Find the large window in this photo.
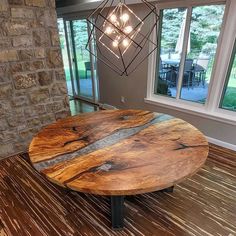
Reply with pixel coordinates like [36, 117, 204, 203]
[155, 4, 225, 103]
[57, 17, 99, 103]
[147, 0, 236, 123]
[220, 40, 236, 112]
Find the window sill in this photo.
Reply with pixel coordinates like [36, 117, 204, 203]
[144, 95, 236, 126]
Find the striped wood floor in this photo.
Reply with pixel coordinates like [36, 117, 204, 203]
[0, 144, 236, 236]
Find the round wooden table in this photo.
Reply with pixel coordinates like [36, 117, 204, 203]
[29, 109, 209, 230]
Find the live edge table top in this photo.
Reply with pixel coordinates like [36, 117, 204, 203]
[29, 109, 209, 196]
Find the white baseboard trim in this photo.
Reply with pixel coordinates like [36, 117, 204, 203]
[206, 136, 236, 151]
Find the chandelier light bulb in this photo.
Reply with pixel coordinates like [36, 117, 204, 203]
[120, 13, 129, 22]
[124, 25, 133, 34]
[110, 14, 117, 22]
[122, 39, 129, 47]
[112, 40, 119, 47]
[105, 26, 113, 34]
[87, 0, 158, 76]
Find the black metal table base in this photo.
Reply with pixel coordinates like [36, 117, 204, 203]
[110, 186, 174, 230]
[111, 196, 124, 230]
[161, 186, 174, 193]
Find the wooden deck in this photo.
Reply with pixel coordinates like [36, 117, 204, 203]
[0, 144, 236, 236]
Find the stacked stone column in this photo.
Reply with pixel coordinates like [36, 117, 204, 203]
[0, 0, 70, 158]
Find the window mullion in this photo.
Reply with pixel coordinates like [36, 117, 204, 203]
[176, 7, 192, 100]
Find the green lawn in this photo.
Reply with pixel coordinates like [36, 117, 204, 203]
[64, 61, 89, 81]
[228, 77, 236, 87]
[61, 48, 90, 81]
[221, 78, 236, 111]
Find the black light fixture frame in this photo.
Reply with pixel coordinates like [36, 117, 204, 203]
[86, 0, 159, 76]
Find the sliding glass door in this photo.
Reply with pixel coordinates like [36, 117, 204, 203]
[58, 17, 99, 103]
[58, 18, 74, 96]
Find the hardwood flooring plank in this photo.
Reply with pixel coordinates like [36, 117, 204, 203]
[0, 144, 236, 236]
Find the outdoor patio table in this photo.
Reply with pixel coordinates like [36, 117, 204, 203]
[162, 59, 180, 67]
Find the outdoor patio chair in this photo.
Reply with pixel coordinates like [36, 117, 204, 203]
[156, 77, 172, 96]
[174, 59, 194, 89]
[85, 62, 97, 79]
[85, 62, 91, 79]
[184, 59, 194, 89]
[193, 58, 210, 87]
[159, 58, 176, 87]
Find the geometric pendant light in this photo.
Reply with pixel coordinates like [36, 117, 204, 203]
[86, 0, 159, 76]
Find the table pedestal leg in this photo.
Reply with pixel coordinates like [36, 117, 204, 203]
[162, 186, 174, 193]
[111, 196, 124, 230]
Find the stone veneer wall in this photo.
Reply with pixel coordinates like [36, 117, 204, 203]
[0, 0, 70, 158]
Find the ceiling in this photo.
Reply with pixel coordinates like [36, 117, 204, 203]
[56, 0, 100, 8]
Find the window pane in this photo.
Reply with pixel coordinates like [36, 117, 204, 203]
[72, 20, 94, 99]
[155, 8, 187, 98]
[180, 5, 225, 103]
[57, 18, 73, 96]
[220, 41, 236, 112]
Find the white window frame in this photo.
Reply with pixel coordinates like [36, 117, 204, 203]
[146, 0, 236, 125]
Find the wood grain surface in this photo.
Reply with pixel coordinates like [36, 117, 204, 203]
[1, 144, 236, 236]
[29, 110, 209, 195]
